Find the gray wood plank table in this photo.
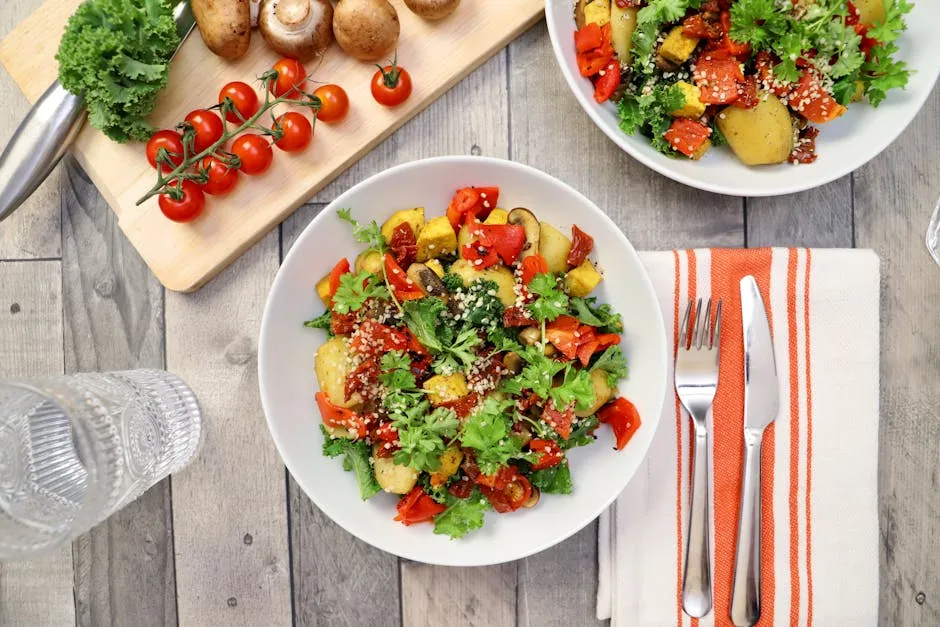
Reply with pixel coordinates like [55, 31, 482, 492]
[0, 15, 938, 627]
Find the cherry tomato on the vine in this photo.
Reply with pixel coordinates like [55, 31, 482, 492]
[274, 112, 313, 152]
[183, 109, 224, 153]
[313, 84, 349, 123]
[232, 134, 274, 175]
[158, 180, 205, 223]
[270, 58, 307, 99]
[145, 130, 184, 172]
[371, 63, 412, 107]
[199, 156, 239, 196]
[218, 81, 259, 124]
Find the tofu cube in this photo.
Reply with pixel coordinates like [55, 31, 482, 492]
[483, 208, 509, 225]
[416, 216, 458, 262]
[564, 260, 603, 297]
[659, 26, 700, 65]
[583, 0, 611, 26]
[671, 81, 707, 118]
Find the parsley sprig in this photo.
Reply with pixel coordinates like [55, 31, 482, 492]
[527, 273, 569, 324]
[402, 298, 481, 374]
[331, 271, 389, 314]
[460, 397, 531, 475]
[338, 208, 386, 253]
[501, 346, 596, 413]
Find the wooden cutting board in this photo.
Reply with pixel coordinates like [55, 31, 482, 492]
[0, 0, 543, 291]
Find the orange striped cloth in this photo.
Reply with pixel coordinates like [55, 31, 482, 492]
[597, 248, 880, 626]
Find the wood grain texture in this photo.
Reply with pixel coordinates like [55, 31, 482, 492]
[60, 157, 177, 627]
[281, 202, 400, 627]
[746, 178, 853, 248]
[0, 0, 542, 292]
[0, 0, 61, 259]
[402, 562, 517, 627]
[853, 88, 940, 626]
[166, 232, 292, 627]
[0, 259, 75, 626]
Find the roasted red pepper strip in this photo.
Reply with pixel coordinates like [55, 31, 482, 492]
[788, 71, 846, 124]
[327, 258, 350, 303]
[574, 22, 604, 53]
[446, 187, 480, 230]
[542, 400, 575, 440]
[389, 222, 418, 268]
[664, 118, 712, 158]
[593, 59, 621, 104]
[315, 391, 367, 438]
[574, 326, 621, 366]
[529, 439, 565, 470]
[383, 253, 425, 301]
[693, 53, 743, 105]
[520, 254, 549, 285]
[470, 223, 527, 265]
[756, 51, 792, 98]
[461, 242, 500, 269]
[733, 74, 760, 109]
[567, 225, 595, 268]
[598, 397, 642, 450]
[720, 11, 751, 59]
[394, 487, 446, 525]
[545, 315, 581, 360]
[683, 12, 723, 40]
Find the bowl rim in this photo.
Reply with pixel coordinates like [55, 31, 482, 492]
[258, 155, 668, 565]
[543, 1, 940, 197]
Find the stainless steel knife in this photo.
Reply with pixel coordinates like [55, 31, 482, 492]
[0, 1, 197, 224]
[730, 275, 780, 627]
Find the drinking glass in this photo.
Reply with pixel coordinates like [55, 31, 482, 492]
[927, 196, 940, 267]
[0, 369, 203, 559]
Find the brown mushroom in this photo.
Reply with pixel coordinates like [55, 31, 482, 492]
[258, 0, 333, 61]
[333, 0, 400, 62]
[404, 0, 460, 20]
[406, 263, 449, 299]
[192, 0, 252, 60]
[522, 486, 540, 508]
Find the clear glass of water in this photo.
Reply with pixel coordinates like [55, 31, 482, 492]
[928, 197, 940, 267]
[0, 369, 203, 559]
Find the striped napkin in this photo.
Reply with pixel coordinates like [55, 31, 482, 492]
[597, 248, 880, 626]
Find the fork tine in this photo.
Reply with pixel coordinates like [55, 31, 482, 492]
[712, 299, 723, 349]
[692, 298, 704, 349]
[699, 298, 713, 349]
[680, 300, 693, 350]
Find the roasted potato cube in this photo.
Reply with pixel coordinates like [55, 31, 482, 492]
[660, 26, 699, 65]
[575, 368, 616, 417]
[315, 337, 361, 409]
[315, 275, 332, 306]
[373, 445, 419, 494]
[853, 0, 886, 25]
[423, 373, 469, 406]
[380, 207, 425, 242]
[565, 260, 603, 297]
[457, 223, 473, 250]
[483, 208, 509, 225]
[430, 446, 464, 486]
[671, 81, 707, 118]
[717, 94, 794, 165]
[610, 4, 638, 64]
[416, 216, 458, 262]
[583, 0, 610, 26]
[425, 258, 445, 278]
[355, 250, 383, 275]
[449, 259, 516, 307]
[539, 223, 573, 274]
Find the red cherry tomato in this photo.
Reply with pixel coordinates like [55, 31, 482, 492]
[270, 58, 307, 99]
[218, 81, 259, 124]
[199, 156, 239, 196]
[158, 180, 205, 223]
[313, 84, 349, 123]
[183, 109, 224, 153]
[274, 112, 313, 152]
[231, 134, 273, 175]
[371, 64, 413, 107]
[145, 130, 184, 172]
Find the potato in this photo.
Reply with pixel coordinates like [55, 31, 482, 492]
[333, 0, 400, 62]
[425, 259, 445, 278]
[610, 4, 638, 64]
[380, 207, 425, 242]
[315, 275, 332, 306]
[565, 260, 603, 297]
[315, 337, 361, 409]
[717, 94, 794, 166]
[373, 445, 418, 494]
[457, 223, 473, 250]
[583, 0, 610, 26]
[429, 446, 464, 485]
[355, 250, 383, 275]
[416, 216, 458, 262]
[192, 0, 252, 60]
[404, 0, 460, 20]
[853, 0, 886, 25]
[423, 373, 469, 406]
[575, 369, 615, 417]
[483, 208, 509, 225]
[539, 223, 572, 274]
[449, 259, 516, 307]
[323, 424, 355, 439]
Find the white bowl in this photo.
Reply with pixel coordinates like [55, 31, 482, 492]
[258, 156, 667, 566]
[545, 0, 940, 197]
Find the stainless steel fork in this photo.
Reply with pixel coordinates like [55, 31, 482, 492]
[675, 297, 723, 618]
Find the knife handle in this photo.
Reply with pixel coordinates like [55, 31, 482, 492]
[730, 430, 763, 627]
[0, 81, 86, 224]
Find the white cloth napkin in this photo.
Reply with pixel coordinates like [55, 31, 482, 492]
[597, 248, 880, 627]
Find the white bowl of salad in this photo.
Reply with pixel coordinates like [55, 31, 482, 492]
[258, 156, 667, 566]
[545, 0, 940, 196]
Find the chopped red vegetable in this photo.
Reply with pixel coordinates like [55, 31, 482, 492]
[567, 225, 594, 268]
[574, 22, 604, 53]
[388, 222, 418, 268]
[326, 258, 350, 304]
[593, 59, 621, 104]
[598, 397, 642, 450]
[664, 119, 712, 159]
[788, 71, 846, 124]
[545, 315, 581, 360]
[315, 391, 367, 438]
[394, 487, 446, 525]
[384, 253, 425, 301]
[350, 319, 409, 357]
[693, 53, 744, 105]
[542, 400, 575, 440]
[529, 439, 565, 470]
[520, 254, 549, 285]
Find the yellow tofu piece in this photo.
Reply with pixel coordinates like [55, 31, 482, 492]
[380, 207, 425, 242]
[564, 260, 603, 297]
[483, 208, 509, 225]
[315, 275, 331, 306]
[659, 26, 700, 65]
[583, 0, 610, 26]
[430, 446, 464, 486]
[416, 216, 458, 262]
[425, 258, 445, 278]
[423, 373, 469, 406]
[671, 81, 707, 119]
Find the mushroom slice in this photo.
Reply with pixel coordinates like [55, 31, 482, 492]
[508, 208, 540, 261]
[259, 0, 334, 61]
[522, 486, 540, 508]
[406, 263, 449, 299]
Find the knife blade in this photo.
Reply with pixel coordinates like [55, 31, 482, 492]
[730, 275, 779, 626]
[0, 1, 196, 225]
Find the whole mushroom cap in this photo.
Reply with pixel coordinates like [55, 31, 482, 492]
[258, 0, 334, 61]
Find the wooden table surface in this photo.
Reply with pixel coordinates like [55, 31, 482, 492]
[1, 8, 938, 626]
